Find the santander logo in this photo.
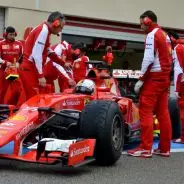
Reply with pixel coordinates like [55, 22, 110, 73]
[70, 146, 90, 157]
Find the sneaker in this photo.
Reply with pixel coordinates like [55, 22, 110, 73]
[153, 148, 170, 157]
[173, 138, 184, 144]
[127, 147, 152, 158]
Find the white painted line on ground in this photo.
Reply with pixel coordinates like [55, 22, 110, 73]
[170, 148, 184, 153]
[122, 148, 184, 155]
[122, 151, 127, 155]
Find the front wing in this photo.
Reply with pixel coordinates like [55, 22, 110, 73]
[0, 139, 96, 167]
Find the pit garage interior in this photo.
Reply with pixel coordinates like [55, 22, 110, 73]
[62, 16, 184, 72]
[62, 16, 145, 71]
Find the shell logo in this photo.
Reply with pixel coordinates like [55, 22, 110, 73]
[9, 115, 27, 121]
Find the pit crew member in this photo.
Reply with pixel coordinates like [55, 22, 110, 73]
[44, 41, 76, 92]
[19, 11, 68, 100]
[128, 11, 172, 158]
[168, 31, 184, 144]
[73, 45, 90, 83]
[0, 26, 23, 105]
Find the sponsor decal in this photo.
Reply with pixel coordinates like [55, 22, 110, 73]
[0, 126, 12, 130]
[38, 41, 44, 45]
[113, 70, 141, 78]
[2, 45, 9, 49]
[70, 146, 90, 157]
[75, 63, 80, 68]
[1, 122, 16, 127]
[13, 45, 20, 49]
[84, 97, 90, 105]
[22, 107, 38, 111]
[63, 99, 81, 106]
[9, 115, 27, 121]
[16, 122, 35, 140]
[68, 139, 95, 166]
[0, 130, 8, 135]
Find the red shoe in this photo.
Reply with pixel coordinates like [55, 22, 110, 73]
[153, 148, 170, 157]
[173, 138, 184, 144]
[127, 147, 152, 158]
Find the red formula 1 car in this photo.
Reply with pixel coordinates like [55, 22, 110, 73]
[0, 61, 148, 167]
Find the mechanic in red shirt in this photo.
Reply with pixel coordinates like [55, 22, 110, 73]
[0, 26, 23, 105]
[103, 46, 114, 65]
[128, 11, 172, 158]
[73, 44, 89, 83]
[102, 46, 114, 76]
[19, 11, 68, 100]
[168, 31, 184, 144]
[57, 41, 77, 92]
[44, 40, 76, 92]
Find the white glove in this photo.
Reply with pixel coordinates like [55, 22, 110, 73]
[0, 58, 5, 64]
[175, 92, 181, 99]
[134, 80, 144, 94]
[6, 62, 12, 67]
[38, 77, 46, 87]
[68, 79, 76, 87]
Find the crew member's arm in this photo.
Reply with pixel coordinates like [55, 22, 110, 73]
[174, 46, 184, 93]
[0, 42, 9, 69]
[139, 34, 155, 81]
[18, 41, 24, 64]
[48, 47, 65, 67]
[53, 62, 75, 87]
[31, 26, 49, 78]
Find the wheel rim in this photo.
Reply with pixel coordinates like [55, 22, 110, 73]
[112, 114, 122, 150]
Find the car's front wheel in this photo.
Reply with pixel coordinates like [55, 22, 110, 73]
[79, 100, 124, 166]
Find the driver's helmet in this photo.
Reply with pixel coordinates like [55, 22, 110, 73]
[75, 79, 95, 94]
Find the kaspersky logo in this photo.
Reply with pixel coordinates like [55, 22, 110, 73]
[70, 146, 90, 157]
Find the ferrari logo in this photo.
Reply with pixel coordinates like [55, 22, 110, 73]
[84, 97, 90, 105]
[104, 79, 111, 88]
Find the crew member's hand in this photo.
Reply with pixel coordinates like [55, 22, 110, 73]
[6, 62, 12, 67]
[68, 79, 76, 87]
[134, 80, 144, 94]
[64, 62, 71, 69]
[0, 58, 5, 65]
[175, 92, 181, 99]
[38, 77, 46, 87]
[15, 62, 20, 68]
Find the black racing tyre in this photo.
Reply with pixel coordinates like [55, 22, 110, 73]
[168, 97, 181, 139]
[79, 100, 124, 166]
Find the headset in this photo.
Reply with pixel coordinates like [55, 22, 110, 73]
[52, 19, 61, 28]
[142, 17, 152, 26]
[170, 36, 177, 44]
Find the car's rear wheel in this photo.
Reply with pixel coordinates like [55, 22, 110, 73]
[169, 97, 181, 139]
[79, 100, 124, 166]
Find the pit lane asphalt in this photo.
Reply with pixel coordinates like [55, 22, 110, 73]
[0, 153, 183, 184]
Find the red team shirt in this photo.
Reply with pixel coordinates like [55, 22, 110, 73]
[73, 56, 89, 83]
[0, 39, 23, 68]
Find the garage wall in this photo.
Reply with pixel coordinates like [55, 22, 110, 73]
[5, 8, 60, 43]
[0, 0, 184, 29]
[39, 0, 184, 29]
[0, 8, 5, 35]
